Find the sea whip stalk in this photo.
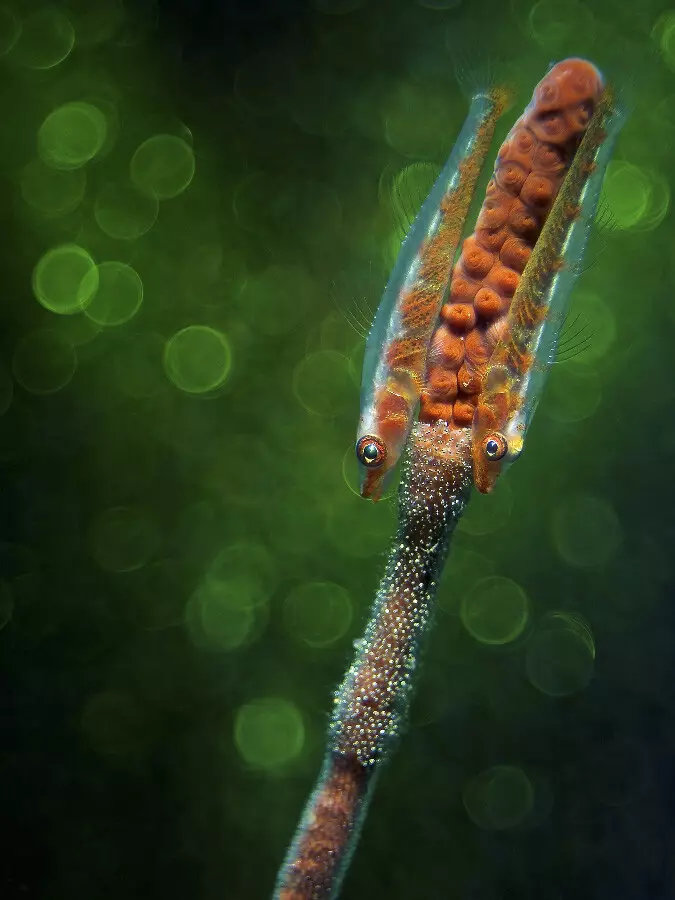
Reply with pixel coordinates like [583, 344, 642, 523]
[274, 424, 473, 899]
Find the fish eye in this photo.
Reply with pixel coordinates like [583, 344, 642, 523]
[356, 435, 386, 469]
[483, 432, 507, 461]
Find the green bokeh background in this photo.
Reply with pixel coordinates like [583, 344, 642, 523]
[2, 0, 675, 897]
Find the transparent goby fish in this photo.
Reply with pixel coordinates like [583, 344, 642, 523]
[356, 86, 510, 500]
[471, 81, 626, 493]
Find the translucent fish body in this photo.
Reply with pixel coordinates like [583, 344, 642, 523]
[420, 58, 606, 431]
[471, 84, 625, 493]
[356, 88, 510, 500]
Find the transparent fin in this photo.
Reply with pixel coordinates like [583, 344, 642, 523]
[390, 161, 440, 243]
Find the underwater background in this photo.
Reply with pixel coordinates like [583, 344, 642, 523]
[2, 0, 675, 897]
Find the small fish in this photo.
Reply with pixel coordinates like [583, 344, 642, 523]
[471, 81, 625, 493]
[356, 86, 510, 500]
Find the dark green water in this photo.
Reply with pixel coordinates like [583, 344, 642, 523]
[1, 0, 674, 897]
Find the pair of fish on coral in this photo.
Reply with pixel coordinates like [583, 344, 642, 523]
[355, 59, 625, 500]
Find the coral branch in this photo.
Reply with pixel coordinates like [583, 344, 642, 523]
[274, 425, 473, 899]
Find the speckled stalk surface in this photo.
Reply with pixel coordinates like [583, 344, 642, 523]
[274, 423, 473, 899]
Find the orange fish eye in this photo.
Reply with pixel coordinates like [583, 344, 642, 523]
[483, 432, 507, 461]
[356, 435, 387, 468]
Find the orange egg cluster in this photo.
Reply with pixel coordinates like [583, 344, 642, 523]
[419, 58, 604, 427]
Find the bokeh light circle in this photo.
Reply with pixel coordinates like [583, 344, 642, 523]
[38, 102, 108, 171]
[207, 541, 277, 603]
[32, 244, 99, 315]
[189, 579, 256, 651]
[234, 697, 304, 770]
[463, 765, 534, 830]
[656, 11, 675, 70]
[292, 350, 353, 417]
[67, 0, 125, 47]
[526, 0, 595, 51]
[601, 162, 652, 231]
[283, 581, 353, 647]
[439, 547, 494, 615]
[20, 159, 86, 217]
[83, 261, 143, 326]
[460, 576, 529, 645]
[8, 8, 74, 69]
[130, 135, 196, 200]
[94, 180, 159, 240]
[526, 612, 595, 696]
[164, 325, 232, 394]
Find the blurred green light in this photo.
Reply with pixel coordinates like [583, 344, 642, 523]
[191, 579, 256, 651]
[656, 11, 675, 70]
[526, 612, 596, 696]
[207, 541, 277, 603]
[460, 576, 529, 646]
[38, 102, 108, 171]
[283, 581, 353, 648]
[164, 325, 232, 394]
[9, 8, 74, 70]
[20, 159, 86, 217]
[55, 313, 102, 348]
[601, 161, 652, 230]
[83, 261, 143, 326]
[234, 697, 304, 770]
[130, 134, 195, 200]
[438, 546, 495, 615]
[94, 179, 159, 240]
[527, 0, 595, 51]
[66, 0, 125, 46]
[292, 350, 353, 417]
[32, 244, 99, 315]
